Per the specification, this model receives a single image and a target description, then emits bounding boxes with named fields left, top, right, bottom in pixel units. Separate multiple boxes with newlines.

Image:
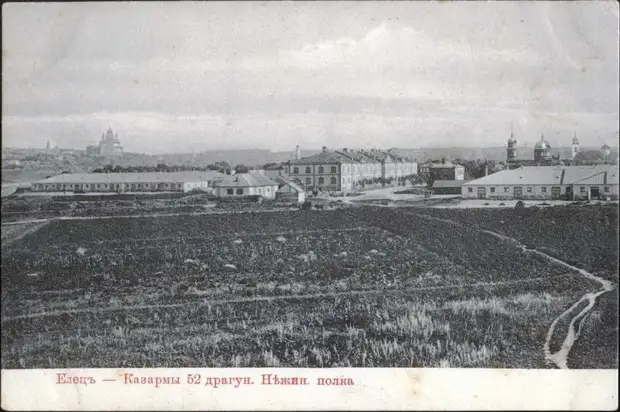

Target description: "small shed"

left=432, top=179, right=469, bottom=195
left=276, top=178, right=306, bottom=204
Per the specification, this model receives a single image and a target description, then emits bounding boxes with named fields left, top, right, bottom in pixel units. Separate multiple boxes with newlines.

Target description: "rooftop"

left=289, top=149, right=356, bottom=165
left=463, top=165, right=619, bottom=186
left=216, top=171, right=278, bottom=188
left=432, top=180, right=470, bottom=188
left=33, top=171, right=228, bottom=185
left=275, top=176, right=305, bottom=193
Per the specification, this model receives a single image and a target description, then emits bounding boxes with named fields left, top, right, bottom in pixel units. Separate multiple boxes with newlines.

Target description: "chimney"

left=343, top=148, right=348, bottom=153
left=322, top=146, right=327, bottom=153
left=485, top=164, right=489, bottom=176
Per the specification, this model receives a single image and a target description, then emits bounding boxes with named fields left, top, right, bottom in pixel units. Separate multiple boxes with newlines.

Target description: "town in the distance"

left=2, top=126, right=618, bottom=203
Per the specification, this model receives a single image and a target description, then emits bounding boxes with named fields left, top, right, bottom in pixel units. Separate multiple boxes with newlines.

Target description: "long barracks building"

left=462, top=165, right=619, bottom=200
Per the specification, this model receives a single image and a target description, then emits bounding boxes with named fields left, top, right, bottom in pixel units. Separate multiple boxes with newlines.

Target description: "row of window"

left=292, top=166, right=338, bottom=175
left=291, top=165, right=414, bottom=175
left=467, top=186, right=611, bottom=193
left=304, top=177, right=339, bottom=185
left=36, top=183, right=184, bottom=190
left=224, top=187, right=271, bottom=195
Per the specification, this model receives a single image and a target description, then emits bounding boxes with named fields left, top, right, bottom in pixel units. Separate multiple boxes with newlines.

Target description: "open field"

left=2, top=207, right=616, bottom=368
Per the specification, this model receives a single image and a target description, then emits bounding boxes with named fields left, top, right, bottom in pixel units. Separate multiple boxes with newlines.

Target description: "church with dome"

left=506, top=129, right=617, bottom=167
left=85, top=127, right=124, bottom=158
left=506, top=132, right=566, bottom=168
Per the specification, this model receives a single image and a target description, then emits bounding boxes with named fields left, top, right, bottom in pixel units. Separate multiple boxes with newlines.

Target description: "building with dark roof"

left=431, top=180, right=470, bottom=195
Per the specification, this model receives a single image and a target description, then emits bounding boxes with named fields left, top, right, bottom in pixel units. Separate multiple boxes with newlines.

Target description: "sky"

left=2, top=1, right=619, bottom=154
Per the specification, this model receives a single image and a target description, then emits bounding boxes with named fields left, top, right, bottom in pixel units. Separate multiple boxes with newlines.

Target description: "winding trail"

left=413, top=211, right=616, bottom=369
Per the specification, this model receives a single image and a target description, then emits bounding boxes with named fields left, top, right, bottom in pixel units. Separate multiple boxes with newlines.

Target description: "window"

left=504, top=187, right=509, bottom=192
left=305, top=166, right=311, bottom=174
left=604, top=187, right=610, bottom=192
left=266, top=187, right=270, bottom=193
left=580, top=187, right=586, bottom=193
left=331, top=166, right=337, bottom=173
left=490, top=187, right=495, bottom=193
left=468, top=188, right=473, bottom=193
left=330, top=177, right=337, bottom=185
left=541, top=187, right=547, bottom=193
left=306, top=178, right=312, bottom=185
left=227, top=189, right=234, bottom=195
left=526, top=187, right=532, bottom=193
left=293, top=167, right=299, bottom=174
left=236, top=188, right=244, bottom=195
left=318, top=166, right=324, bottom=173
left=258, top=188, right=262, bottom=194
left=318, top=177, right=324, bottom=184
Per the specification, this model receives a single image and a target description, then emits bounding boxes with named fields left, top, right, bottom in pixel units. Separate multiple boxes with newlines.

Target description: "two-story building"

left=284, top=147, right=358, bottom=192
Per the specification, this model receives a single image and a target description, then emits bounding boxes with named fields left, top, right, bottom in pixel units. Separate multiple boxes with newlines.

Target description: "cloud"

left=278, top=23, right=542, bottom=71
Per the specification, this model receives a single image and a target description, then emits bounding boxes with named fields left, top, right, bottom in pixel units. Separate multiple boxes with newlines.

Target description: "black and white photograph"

left=2, top=0, right=618, bottom=384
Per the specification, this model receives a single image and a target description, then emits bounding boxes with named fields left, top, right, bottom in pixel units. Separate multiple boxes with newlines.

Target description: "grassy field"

left=1, top=207, right=616, bottom=368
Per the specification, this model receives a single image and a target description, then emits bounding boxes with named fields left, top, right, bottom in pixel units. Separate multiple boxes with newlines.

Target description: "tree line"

left=92, top=162, right=253, bottom=174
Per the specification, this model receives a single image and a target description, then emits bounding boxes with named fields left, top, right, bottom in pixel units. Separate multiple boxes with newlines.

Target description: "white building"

left=462, top=165, right=619, bottom=200
left=284, top=146, right=417, bottom=192
left=31, top=171, right=227, bottom=194
left=215, top=172, right=279, bottom=199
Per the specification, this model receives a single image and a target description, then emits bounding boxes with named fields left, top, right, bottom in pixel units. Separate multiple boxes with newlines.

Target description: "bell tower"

left=571, top=131, right=579, bottom=159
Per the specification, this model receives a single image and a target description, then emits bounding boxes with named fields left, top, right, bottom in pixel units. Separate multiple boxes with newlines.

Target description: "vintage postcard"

left=1, top=1, right=618, bottom=410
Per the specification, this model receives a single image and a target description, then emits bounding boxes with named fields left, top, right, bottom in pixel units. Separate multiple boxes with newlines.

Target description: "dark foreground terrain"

left=1, top=205, right=617, bottom=368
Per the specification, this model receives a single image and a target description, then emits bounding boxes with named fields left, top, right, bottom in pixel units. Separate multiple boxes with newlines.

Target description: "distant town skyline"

left=2, top=2, right=619, bottom=154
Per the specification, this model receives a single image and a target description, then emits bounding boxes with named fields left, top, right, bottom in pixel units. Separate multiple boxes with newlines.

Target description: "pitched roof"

left=276, top=177, right=305, bottom=193
left=571, top=170, right=619, bottom=185
left=463, top=165, right=619, bottom=186
left=33, top=171, right=228, bottom=185
left=432, top=180, right=469, bottom=188
left=216, top=172, right=278, bottom=188
left=289, top=150, right=356, bottom=165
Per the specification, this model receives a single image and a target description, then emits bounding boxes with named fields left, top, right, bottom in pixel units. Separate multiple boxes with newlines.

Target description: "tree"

left=235, top=164, right=250, bottom=174
left=424, top=173, right=434, bottom=188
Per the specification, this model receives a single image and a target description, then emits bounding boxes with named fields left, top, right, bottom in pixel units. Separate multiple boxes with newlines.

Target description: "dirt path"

left=413, top=211, right=616, bottom=370
left=1, top=273, right=575, bottom=323
left=1, top=220, right=52, bottom=248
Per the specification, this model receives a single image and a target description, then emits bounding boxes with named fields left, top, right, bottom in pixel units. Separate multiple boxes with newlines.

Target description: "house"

left=432, top=180, right=470, bottom=195
left=30, top=171, right=227, bottom=194
left=275, top=177, right=306, bottom=204
left=215, top=172, right=279, bottom=199
left=462, top=165, right=619, bottom=200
